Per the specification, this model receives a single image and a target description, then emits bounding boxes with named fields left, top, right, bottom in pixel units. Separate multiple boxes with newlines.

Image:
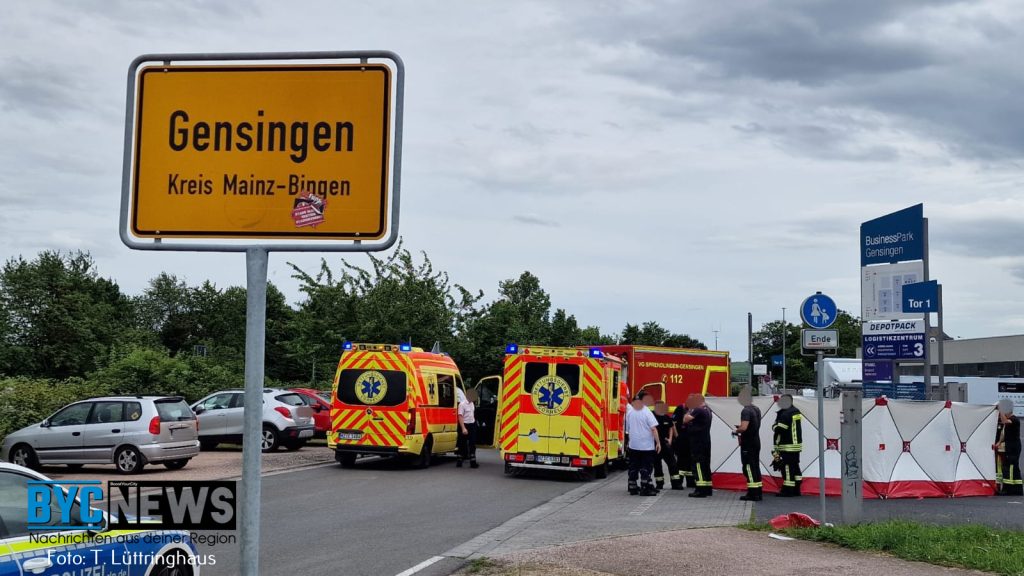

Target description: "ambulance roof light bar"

left=342, top=341, right=353, bottom=351
left=399, top=343, right=413, bottom=352
left=506, top=344, right=519, bottom=354
left=589, top=348, right=604, bottom=358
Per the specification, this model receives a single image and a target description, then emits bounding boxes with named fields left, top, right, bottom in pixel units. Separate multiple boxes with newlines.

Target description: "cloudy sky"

left=2, top=0, right=1022, bottom=359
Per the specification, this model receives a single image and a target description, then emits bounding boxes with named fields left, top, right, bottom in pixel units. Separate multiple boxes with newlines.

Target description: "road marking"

left=394, top=555, right=444, bottom=576
left=628, top=490, right=663, bottom=516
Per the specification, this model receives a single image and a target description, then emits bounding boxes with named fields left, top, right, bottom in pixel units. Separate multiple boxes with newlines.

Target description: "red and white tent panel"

left=705, top=397, right=997, bottom=499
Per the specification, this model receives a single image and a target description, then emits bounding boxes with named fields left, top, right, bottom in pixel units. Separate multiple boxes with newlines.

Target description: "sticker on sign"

left=801, top=329, right=838, bottom=349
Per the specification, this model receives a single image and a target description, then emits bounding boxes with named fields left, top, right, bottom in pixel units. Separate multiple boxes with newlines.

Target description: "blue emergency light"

left=399, top=343, right=412, bottom=352
left=589, top=348, right=603, bottom=358
left=506, top=344, right=519, bottom=354
left=342, top=341, right=353, bottom=351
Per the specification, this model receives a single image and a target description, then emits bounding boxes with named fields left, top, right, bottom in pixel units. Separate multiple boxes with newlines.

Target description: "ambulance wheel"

left=338, top=453, right=357, bottom=468
left=594, top=462, right=609, bottom=479
left=414, top=437, right=433, bottom=469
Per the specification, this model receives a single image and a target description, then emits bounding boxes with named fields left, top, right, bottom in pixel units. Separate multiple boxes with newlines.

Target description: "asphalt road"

left=197, top=448, right=584, bottom=576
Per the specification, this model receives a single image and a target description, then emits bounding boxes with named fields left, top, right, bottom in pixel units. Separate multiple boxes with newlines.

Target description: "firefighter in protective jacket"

left=683, top=393, right=713, bottom=498
left=653, top=401, right=683, bottom=490
left=773, top=394, right=803, bottom=497
left=996, top=399, right=1022, bottom=496
left=735, top=386, right=763, bottom=501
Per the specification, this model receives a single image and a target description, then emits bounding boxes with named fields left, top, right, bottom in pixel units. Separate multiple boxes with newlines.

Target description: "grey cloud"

left=937, top=216, right=1024, bottom=259
left=573, top=1, right=1024, bottom=161
left=0, top=59, right=90, bottom=119
left=512, top=214, right=559, bottom=228
left=733, top=121, right=899, bottom=162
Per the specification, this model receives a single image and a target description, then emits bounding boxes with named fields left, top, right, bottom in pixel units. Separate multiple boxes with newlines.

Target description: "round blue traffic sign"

left=801, top=293, right=837, bottom=329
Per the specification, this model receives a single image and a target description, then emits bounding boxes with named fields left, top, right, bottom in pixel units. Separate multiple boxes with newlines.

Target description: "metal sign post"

left=241, top=248, right=267, bottom=576
left=119, top=51, right=405, bottom=576
left=840, top=381, right=863, bottom=524
left=799, top=291, right=838, bottom=526
left=816, top=350, right=826, bottom=525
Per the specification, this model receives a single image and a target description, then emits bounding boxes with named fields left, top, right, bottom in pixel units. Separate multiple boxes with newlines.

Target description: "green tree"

left=548, top=309, right=581, bottom=347
left=751, top=310, right=860, bottom=387
left=619, top=321, right=706, bottom=349
left=0, top=251, right=131, bottom=378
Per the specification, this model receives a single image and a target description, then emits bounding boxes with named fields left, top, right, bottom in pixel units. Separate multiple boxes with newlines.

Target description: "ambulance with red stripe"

left=496, top=344, right=627, bottom=478
left=329, top=342, right=464, bottom=468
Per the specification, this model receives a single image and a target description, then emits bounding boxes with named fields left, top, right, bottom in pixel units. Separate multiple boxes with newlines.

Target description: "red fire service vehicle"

left=596, top=345, right=730, bottom=404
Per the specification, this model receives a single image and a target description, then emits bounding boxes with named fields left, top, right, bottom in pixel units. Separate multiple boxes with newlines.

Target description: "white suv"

left=191, top=388, right=315, bottom=452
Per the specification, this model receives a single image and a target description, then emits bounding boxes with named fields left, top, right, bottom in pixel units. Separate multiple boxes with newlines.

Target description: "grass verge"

left=782, top=520, right=1024, bottom=576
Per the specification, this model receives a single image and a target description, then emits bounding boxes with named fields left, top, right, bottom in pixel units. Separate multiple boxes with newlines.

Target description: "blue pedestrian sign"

left=800, top=293, right=837, bottom=329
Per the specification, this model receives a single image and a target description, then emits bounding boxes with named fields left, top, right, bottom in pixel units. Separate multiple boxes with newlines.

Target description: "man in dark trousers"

left=683, top=393, right=713, bottom=497
left=653, top=401, right=683, bottom=490
left=625, top=393, right=661, bottom=496
left=673, top=402, right=694, bottom=488
left=735, top=386, right=763, bottom=501
left=996, top=399, right=1022, bottom=496
left=773, top=394, right=803, bottom=497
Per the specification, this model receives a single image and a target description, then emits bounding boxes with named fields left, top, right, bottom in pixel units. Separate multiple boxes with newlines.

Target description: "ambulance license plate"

left=536, top=455, right=557, bottom=464
left=299, top=430, right=314, bottom=439
left=338, top=432, right=362, bottom=440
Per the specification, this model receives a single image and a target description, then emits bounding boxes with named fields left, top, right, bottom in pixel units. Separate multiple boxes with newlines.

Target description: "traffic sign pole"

left=938, top=283, right=946, bottom=399
left=816, top=350, right=826, bottom=525
left=241, top=247, right=268, bottom=576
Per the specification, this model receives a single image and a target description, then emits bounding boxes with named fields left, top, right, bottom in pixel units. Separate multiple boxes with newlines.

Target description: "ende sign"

left=802, top=329, right=838, bottom=350
left=129, top=64, right=394, bottom=240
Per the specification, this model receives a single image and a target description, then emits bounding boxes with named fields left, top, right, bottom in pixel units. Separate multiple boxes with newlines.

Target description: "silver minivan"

left=0, top=396, right=200, bottom=474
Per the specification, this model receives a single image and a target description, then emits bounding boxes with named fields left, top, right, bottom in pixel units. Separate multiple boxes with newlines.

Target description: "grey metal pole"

left=922, top=218, right=931, bottom=395
left=782, top=308, right=787, bottom=391
left=748, top=313, right=753, bottom=390
left=816, top=350, right=826, bottom=524
left=840, top=383, right=863, bottom=524
left=938, top=283, right=946, bottom=400
left=241, top=247, right=268, bottom=576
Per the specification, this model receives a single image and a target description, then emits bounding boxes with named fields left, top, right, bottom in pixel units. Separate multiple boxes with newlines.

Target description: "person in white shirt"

left=457, top=389, right=479, bottom=468
left=625, top=393, right=661, bottom=496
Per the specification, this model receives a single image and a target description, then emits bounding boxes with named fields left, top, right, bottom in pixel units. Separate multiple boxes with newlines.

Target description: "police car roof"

left=0, top=461, right=48, bottom=480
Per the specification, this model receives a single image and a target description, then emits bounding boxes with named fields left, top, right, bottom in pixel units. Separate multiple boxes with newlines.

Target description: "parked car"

left=1, top=396, right=199, bottom=474
left=191, top=388, right=315, bottom=452
left=0, top=462, right=201, bottom=576
left=289, top=387, right=331, bottom=438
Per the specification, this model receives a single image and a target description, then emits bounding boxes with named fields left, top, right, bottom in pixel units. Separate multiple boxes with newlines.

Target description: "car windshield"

left=155, top=398, right=194, bottom=421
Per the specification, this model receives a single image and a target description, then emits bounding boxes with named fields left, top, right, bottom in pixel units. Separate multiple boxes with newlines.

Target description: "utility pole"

left=747, top=313, right=753, bottom=389
left=781, top=307, right=787, bottom=391
left=713, top=328, right=720, bottom=350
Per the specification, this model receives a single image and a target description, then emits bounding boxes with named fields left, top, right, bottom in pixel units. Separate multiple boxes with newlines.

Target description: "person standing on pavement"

left=995, top=399, right=1022, bottom=495
left=653, top=401, right=683, bottom=490
left=735, top=386, right=763, bottom=501
left=773, top=394, right=803, bottom=497
left=673, top=402, right=694, bottom=488
left=683, top=393, right=713, bottom=498
left=625, top=394, right=661, bottom=496
left=457, top=389, right=479, bottom=468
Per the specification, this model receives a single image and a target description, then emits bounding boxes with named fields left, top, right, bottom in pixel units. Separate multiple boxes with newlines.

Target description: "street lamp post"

left=781, top=307, right=787, bottom=391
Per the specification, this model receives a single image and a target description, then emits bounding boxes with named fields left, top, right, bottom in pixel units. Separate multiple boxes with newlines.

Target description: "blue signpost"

left=863, top=333, right=926, bottom=360
left=902, top=280, right=939, bottom=313
left=860, top=204, right=924, bottom=266
left=800, top=293, right=837, bottom=329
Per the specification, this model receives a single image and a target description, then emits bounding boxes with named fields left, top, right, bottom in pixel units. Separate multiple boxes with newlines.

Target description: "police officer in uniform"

left=653, top=401, right=683, bottom=490
left=773, top=394, right=803, bottom=497
left=673, top=402, right=694, bottom=488
left=996, top=399, right=1022, bottom=496
left=683, top=393, right=713, bottom=498
left=735, top=386, right=763, bottom=501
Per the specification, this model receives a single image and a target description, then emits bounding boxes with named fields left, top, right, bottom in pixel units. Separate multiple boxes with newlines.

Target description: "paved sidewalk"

left=478, top=527, right=987, bottom=576
left=446, top=471, right=750, bottom=559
